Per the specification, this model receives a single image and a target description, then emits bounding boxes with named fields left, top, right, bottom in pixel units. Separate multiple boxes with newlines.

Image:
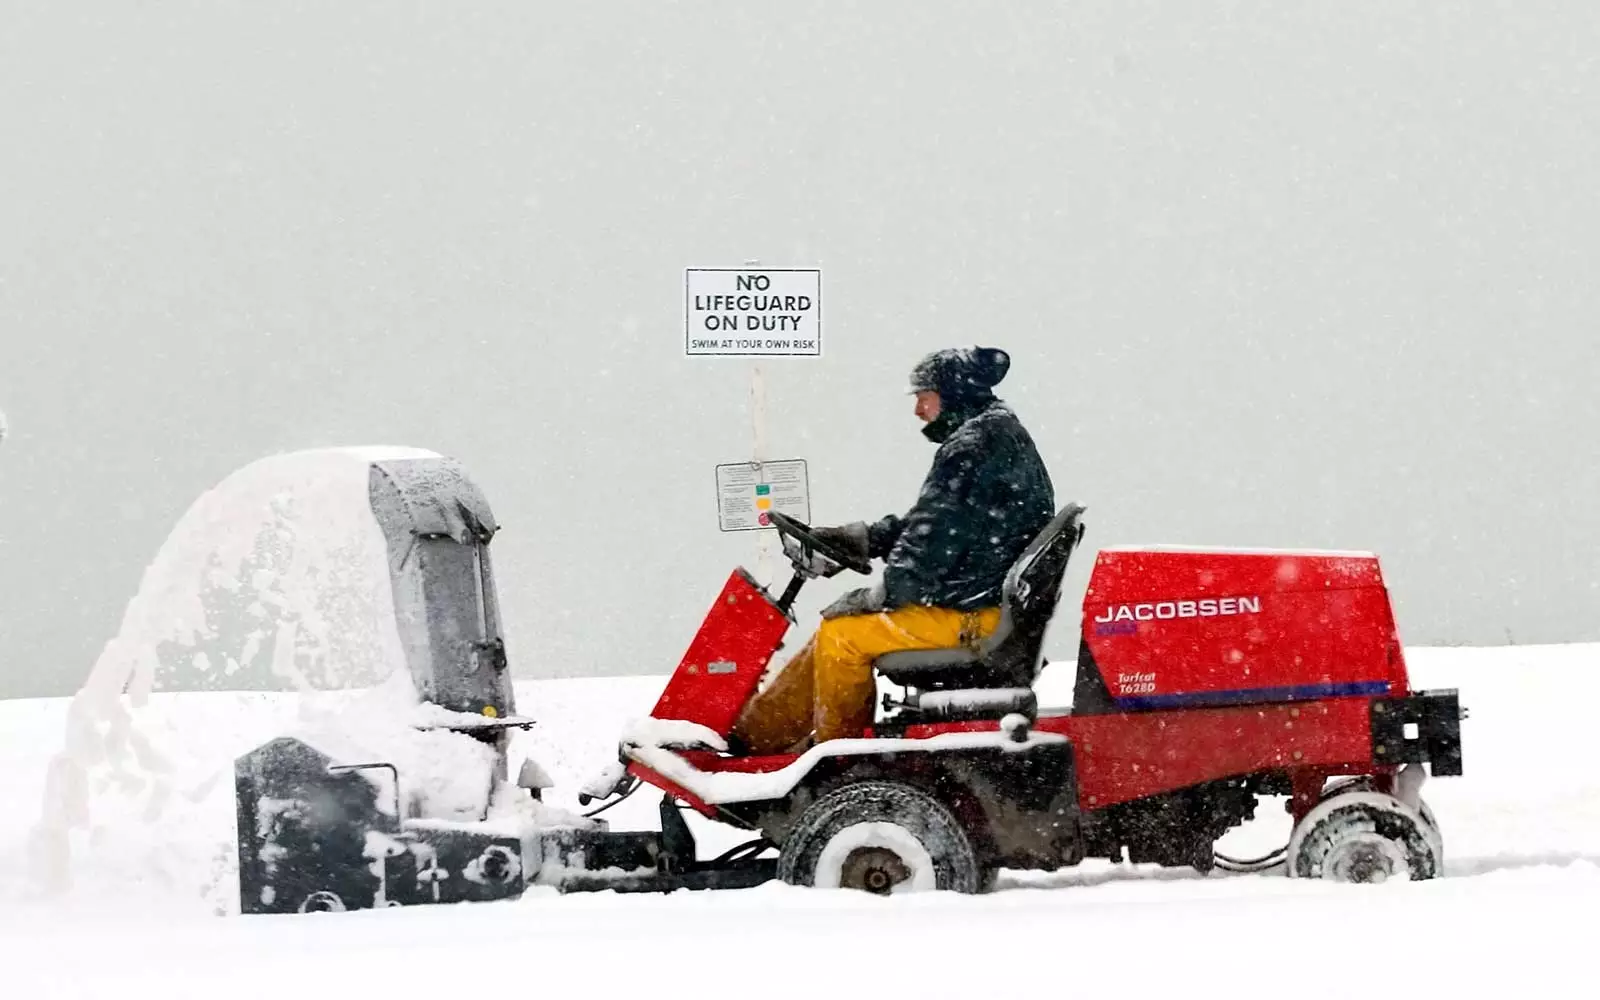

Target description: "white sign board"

left=686, top=268, right=821, bottom=357
left=715, top=459, right=811, bottom=531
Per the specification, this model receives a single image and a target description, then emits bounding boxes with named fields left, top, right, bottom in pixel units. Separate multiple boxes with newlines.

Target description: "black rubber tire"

left=979, top=864, right=1002, bottom=893
left=1316, top=777, right=1443, bottom=863
left=1289, top=794, right=1439, bottom=882
left=297, top=890, right=347, bottom=913
left=778, top=781, right=982, bottom=894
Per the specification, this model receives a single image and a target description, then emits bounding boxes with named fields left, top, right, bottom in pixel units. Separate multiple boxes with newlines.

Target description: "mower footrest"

left=556, top=859, right=777, bottom=894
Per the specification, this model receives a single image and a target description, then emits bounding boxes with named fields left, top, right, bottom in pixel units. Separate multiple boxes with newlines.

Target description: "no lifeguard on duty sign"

left=685, top=268, right=821, bottom=357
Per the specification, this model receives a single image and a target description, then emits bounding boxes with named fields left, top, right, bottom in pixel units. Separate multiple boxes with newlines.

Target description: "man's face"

left=913, top=390, right=942, bottom=423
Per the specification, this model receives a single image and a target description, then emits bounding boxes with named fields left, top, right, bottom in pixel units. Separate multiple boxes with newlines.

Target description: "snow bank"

left=23, top=447, right=438, bottom=906
left=284, top=673, right=501, bottom=823
left=4, top=640, right=1598, bottom=925
left=2, top=645, right=1596, bottom=1000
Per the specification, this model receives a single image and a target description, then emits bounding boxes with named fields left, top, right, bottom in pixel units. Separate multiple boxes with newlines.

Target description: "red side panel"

left=650, top=569, right=791, bottom=738
left=1082, top=548, right=1409, bottom=709
left=906, top=700, right=1378, bottom=810
left=1045, top=702, right=1374, bottom=807
left=626, top=761, right=718, bottom=817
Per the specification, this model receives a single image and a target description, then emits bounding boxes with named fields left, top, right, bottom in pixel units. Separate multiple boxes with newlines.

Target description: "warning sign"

left=715, top=459, right=811, bottom=532
left=686, top=269, right=821, bottom=357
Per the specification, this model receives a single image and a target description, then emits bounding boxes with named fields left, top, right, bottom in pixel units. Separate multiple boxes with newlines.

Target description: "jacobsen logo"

left=1094, top=596, right=1262, bottom=623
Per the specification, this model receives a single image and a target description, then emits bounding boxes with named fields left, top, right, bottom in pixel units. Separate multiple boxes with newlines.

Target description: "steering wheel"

left=767, top=511, right=874, bottom=576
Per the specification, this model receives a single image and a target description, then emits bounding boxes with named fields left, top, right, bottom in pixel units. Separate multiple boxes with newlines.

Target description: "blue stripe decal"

left=1115, top=680, right=1391, bottom=711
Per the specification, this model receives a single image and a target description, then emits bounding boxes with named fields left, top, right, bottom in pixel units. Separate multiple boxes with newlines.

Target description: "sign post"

left=686, top=265, right=822, bottom=573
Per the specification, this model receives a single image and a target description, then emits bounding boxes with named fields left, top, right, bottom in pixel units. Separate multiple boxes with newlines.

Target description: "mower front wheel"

left=777, top=781, right=983, bottom=895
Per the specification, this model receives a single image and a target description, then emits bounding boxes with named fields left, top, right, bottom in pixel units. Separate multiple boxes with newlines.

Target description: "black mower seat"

left=875, top=647, right=979, bottom=680
left=874, top=503, right=1086, bottom=695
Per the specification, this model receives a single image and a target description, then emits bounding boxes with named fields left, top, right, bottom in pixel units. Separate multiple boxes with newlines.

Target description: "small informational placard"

left=715, top=459, right=811, bottom=531
left=686, top=268, right=822, bottom=357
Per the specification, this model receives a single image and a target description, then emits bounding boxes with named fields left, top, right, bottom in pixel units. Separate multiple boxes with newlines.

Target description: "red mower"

left=234, top=461, right=1464, bottom=911
left=554, top=504, right=1464, bottom=893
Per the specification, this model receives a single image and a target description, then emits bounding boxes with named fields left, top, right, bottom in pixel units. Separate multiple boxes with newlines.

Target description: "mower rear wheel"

left=1288, top=791, right=1440, bottom=883
left=1319, top=775, right=1443, bottom=862
left=778, top=781, right=982, bottom=894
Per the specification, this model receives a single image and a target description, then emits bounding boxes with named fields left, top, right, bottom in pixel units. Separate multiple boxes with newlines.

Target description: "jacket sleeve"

left=879, top=436, right=984, bottom=608
left=864, top=514, right=906, bottom=559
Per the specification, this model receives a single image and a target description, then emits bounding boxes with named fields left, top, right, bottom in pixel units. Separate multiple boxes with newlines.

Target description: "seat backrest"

left=975, top=503, right=1087, bottom=687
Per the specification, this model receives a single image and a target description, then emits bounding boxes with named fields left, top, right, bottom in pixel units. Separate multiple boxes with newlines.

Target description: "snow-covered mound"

left=18, top=445, right=525, bottom=900
left=0, top=644, right=1596, bottom=996
left=2, top=643, right=1597, bottom=909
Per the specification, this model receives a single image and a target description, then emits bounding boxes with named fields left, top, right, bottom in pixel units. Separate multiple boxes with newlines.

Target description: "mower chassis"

left=538, top=686, right=1462, bottom=893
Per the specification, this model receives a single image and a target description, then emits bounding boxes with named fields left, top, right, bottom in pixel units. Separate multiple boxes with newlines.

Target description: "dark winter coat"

left=866, top=399, right=1055, bottom=611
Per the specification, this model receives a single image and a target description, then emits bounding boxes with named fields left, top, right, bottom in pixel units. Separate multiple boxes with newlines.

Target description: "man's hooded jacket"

left=866, top=347, right=1056, bottom=611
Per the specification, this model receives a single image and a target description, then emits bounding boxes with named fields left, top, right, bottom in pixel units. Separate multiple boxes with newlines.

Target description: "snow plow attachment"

left=236, top=737, right=526, bottom=913
left=230, top=451, right=781, bottom=914
left=233, top=453, right=540, bottom=914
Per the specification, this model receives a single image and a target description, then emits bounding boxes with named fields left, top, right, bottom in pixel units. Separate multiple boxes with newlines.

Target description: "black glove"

left=811, top=522, right=869, bottom=563
left=820, top=582, right=886, bottom=619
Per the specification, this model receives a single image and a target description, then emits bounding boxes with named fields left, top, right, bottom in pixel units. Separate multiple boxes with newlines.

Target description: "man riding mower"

left=731, top=345, right=1055, bottom=755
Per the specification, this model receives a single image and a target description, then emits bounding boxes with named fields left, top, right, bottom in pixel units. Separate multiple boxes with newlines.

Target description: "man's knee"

left=814, top=615, right=856, bottom=660
left=816, top=614, right=892, bottom=672
left=816, top=615, right=889, bottom=686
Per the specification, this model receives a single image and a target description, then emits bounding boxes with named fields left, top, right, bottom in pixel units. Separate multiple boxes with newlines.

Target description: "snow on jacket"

left=866, top=399, right=1055, bottom=611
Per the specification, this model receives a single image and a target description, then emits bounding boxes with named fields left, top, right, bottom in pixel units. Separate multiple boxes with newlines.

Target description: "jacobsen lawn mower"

left=234, top=455, right=1463, bottom=912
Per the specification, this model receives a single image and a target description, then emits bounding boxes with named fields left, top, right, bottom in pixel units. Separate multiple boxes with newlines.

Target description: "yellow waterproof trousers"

left=731, top=605, right=1002, bottom=755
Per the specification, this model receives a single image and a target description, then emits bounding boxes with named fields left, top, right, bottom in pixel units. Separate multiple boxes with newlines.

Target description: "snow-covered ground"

left=1, top=644, right=1597, bottom=998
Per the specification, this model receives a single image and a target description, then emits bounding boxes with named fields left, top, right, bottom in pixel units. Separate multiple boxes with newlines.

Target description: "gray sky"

left=2, top=2, right=1598, bottom=699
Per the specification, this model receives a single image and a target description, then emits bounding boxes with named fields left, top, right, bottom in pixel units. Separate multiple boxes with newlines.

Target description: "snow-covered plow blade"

left=236, top=732, right=777, bottom=911
left=236, top=737, right=527, bottom=913
left=228, top=450, right=785, bottom=914
left=232, top=453, right=549, bottom=914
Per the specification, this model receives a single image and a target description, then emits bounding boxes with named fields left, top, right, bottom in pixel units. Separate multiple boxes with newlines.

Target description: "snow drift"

left=0, top=645, right=1597, bottom=997
left=20, top=445, right=532, bottom=904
